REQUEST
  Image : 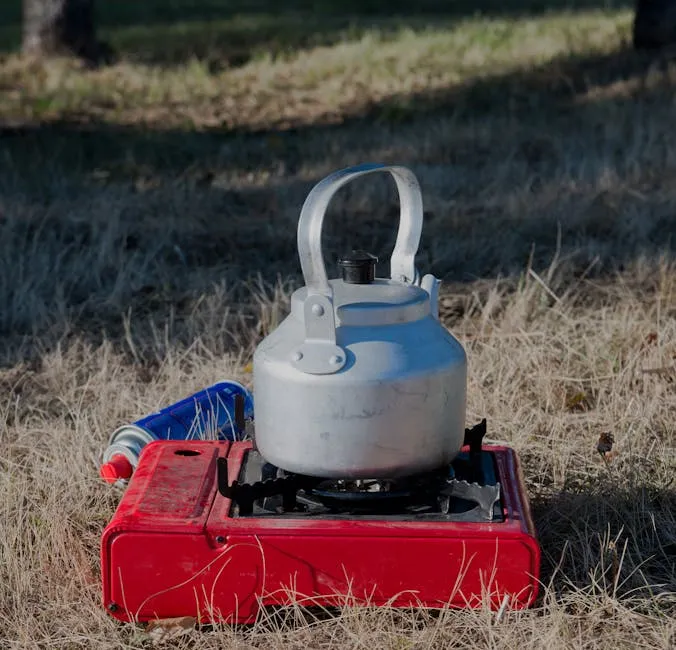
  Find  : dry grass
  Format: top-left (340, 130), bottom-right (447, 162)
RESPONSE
top-left (0, 1), bottom-right (675, 648)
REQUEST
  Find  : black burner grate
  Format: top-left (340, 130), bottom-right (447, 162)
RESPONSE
top-left (217, 421), bottom-right (503, 523)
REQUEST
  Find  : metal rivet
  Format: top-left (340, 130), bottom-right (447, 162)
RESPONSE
top-left (292, 351), bottom-right (303, 362)
top-left (311, 304), bottom-right (324, 317)
top-left (107, 602), bottom-right (119, 612)
top-left (215, 535), bottom-right (225, 544)
top-left (329, 355), bottom-right (342, 365)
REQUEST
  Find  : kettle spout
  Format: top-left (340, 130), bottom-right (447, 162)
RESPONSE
top-left (420, 274), bottom-right (441, 320)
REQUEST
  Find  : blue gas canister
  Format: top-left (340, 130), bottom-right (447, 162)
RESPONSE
top-left (100, 381), bottom-right (253, 485)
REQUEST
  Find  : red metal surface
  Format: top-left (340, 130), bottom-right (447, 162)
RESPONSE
top-left (101, 440), bottom-right (541, 624)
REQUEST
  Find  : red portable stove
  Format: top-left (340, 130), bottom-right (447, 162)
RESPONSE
top-left (101, 421), bottom-right (540, 624)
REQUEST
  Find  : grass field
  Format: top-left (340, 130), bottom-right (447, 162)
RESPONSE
top-left (0, 1), bottom-right (675, 648)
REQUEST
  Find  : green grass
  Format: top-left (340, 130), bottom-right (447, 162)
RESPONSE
top-left (0, 1), bottom-right (634, 62)
top-left (0, 1), bottom-right (674, 649)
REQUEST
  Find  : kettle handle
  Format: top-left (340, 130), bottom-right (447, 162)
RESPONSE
top-left (297, 163), bottom-right (423, 296)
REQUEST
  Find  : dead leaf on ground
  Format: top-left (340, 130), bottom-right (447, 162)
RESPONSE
top-left (145, 616), bottom-right (196, 645)
top-left (643, 332), bottom-right (658, 348)
top-left (596, 432), bottom-right (616, 463)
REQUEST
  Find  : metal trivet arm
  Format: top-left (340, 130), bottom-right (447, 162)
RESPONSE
top-left (448, 418), bottom-right (499, 520)
top-left (217, 457), bottom-right (320, 515)
top-left (439, 479), bottom-right (501, 521)
top-left (463, 418), bottom-right (487, 454)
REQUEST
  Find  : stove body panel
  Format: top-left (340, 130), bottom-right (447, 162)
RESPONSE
top-left (101, 440), bottom-right (540, 624)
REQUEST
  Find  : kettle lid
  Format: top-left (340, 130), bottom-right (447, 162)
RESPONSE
top-left (292, 275), bottom-right (430, 328)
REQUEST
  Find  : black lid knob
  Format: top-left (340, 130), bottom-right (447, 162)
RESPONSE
top-left (338, 250), bottom-right (378, 284)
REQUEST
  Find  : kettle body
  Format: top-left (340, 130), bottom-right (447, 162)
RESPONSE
top-left (253, 164), bottom-right (467, 479)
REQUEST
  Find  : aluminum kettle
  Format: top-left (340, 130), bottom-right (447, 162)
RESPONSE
top-left (253, 163), bottom-right (467, 479)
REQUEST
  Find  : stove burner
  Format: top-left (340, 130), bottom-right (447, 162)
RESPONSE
top-left (217, 420), bottom-right (501, 522)
top-left (309, 474), bottom-right (441, 512)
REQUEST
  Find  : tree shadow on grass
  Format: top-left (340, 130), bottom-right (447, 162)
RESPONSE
top-left (0, 1), bottom-right (634, 66)
top-left (102, 0), bottom-right (636, 68)
top-left (0, 41), bottom-right (674, 356)
top-left (520, 441), bottom-right (676, 592)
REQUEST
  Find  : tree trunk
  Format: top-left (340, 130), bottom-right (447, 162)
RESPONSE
top-left (22, 0), bottom-right (111, 62)
top-left (634, 0), bottom-right (676, 49)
